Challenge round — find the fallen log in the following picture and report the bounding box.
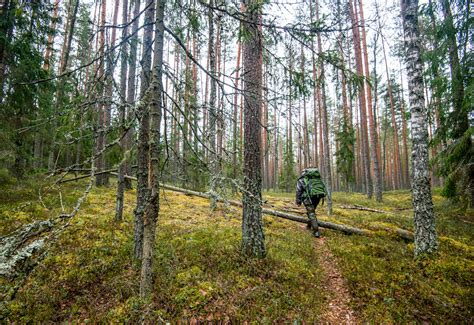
[111,173,372,236]
[58,169,117,184]
[338,204,393,214]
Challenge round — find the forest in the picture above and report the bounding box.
[0,0,472,322]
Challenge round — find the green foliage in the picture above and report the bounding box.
[434,128,474,206]
[335,119,355,190]
[0,2,55,178]
[279,140,297,192]
[0,168,15,186]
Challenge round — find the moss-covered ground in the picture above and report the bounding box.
[0,180,473,322]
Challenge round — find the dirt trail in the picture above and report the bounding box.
[301,226,358,323]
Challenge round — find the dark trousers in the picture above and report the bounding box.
[303,196,321,232]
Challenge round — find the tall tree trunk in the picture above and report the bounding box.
[358,0,382,201]
[441,0,468,139]
[241,0,265,258]
[208,0,219,210]
[398,59,411,188]
[140,0,165,296]
[232,37,242,191]
[43,0,60,71]
[301,44,310,168]
[309,2,319,169]
[115,0,129,222]
[48,0,80,172]
[381,36,403,190]
[315,0,332,214]
[349,0,372,198]
[0,0,13,103]
[134,0,155,260]
[98,0,120,187]
[400,0,438,257]
[95,0,107,186]
[124,0,141,190]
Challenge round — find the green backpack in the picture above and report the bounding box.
[301,168,327,199]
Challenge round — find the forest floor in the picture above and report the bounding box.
[0,178,473,323]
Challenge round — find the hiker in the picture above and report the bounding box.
[295,167,327,238]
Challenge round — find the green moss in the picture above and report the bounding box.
[1,182,472,322]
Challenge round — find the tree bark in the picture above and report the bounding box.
[349,0,372,199]
[357,0,382,201]
[48,0,80,173]
[241,0,266,258]
[95,0,107,186]
[441,0,468,139]
[208,0,219,211]
[125,0,141,190]
[134,0,155,260]
[140,0,165,297]
[115,0,129,222]
[381,34,403,190]
[315,0,333,214]
[232,37,242,191]
[400,0,438,257]
[43,0,60,71]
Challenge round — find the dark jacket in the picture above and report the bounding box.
[295,177,306,205]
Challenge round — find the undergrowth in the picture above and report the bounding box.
[1,180,326,322]
[265,189,474,323]
[0,180,472,322]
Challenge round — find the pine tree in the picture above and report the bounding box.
[241,0,265,258]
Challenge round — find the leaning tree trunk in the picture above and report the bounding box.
[134,0,155,260]
[241,0,266,258]
[140,0,165,297]
[400,0,438,257]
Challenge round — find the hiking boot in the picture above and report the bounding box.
[313,230,321,238]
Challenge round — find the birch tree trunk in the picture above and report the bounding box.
[241,0,265,258]
[400,0,438,257]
